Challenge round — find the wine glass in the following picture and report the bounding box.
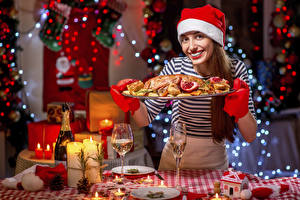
[111,123,134,179]
[169,122,187,189]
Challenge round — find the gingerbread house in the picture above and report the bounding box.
[220,169,249,198]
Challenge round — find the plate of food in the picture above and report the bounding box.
[112,165,155,176]
[122,75,234,99]
[131,187,180,200]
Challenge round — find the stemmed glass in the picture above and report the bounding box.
[111,123,134,179]
[169,122,187,189]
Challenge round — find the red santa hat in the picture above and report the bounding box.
[177,4,226,47]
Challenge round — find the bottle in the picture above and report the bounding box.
[54,103,74,168]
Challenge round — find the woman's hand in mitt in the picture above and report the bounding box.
[224,78,250,122]
[110,79,140,115]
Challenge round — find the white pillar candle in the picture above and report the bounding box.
[83,137,101,183]
[67,142,84,187]
[83,137,98,166]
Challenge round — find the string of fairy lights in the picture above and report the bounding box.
[14,0,299,178]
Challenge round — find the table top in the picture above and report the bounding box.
[1,169,300,200]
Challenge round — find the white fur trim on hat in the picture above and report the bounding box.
[177,18,224,46]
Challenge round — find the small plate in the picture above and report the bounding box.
[112,165,155,176]
[131,187,180,200]
[123,89,235,100]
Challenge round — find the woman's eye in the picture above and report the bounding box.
[196,35,203,39]
[181,37,188,42]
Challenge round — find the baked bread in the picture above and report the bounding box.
[124,74,230,97]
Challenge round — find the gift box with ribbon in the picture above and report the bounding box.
[27,119,86,151]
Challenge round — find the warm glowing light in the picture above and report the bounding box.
[37,143,41,149]
[47,144,50,150]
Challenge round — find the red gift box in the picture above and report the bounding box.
[27,119,86,151]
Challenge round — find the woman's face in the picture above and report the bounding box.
[180,31,214,67]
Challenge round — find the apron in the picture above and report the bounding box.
[158,136,229,170]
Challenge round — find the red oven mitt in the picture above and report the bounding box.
[224,78,249,122]
[110,79,140,115]
[35,164,67,186]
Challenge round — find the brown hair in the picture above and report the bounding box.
[208,43,235,143]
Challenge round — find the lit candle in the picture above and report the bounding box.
[53,138,57,152]
[144,175,153,184]
[67,142,84,187]
[114,188,125,197]
[210,193,222,200]
[35,143,43,159]
[83,137,101,183]
[159,180,166,187]
[113,175,123,183]
[92,191,101,200]
[44,144,52,159]
[99,119,114,132]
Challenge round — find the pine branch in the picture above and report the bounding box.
[76,148,88,178]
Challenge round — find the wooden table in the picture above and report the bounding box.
[1,169,300,199]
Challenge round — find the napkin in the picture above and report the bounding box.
[35,164,67,186]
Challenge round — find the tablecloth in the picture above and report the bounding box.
[1,169,300,200]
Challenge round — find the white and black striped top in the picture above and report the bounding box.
[144,56,256,138]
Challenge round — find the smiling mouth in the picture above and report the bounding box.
[190,51,203,59]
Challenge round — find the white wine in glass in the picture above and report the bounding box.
[111,123,133,179]
[169,122,187,189]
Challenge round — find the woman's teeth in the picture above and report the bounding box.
[191,51,203,58]
[191,52,202,57]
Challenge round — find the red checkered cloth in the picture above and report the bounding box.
[1,169,300,199]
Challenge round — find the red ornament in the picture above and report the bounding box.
[287,53,298,65]
[152,0,167,13]
[147,21,162,34]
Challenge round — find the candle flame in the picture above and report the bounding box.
[216,193,219,198]
[95,191,98,197]
[47,144,50,150]
[147,175,150,179]
[90,136,93,142]
[118,188,121,193]
[37,143,41,149]
[160,180,164,185]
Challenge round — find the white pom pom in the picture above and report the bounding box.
[21,173,44,192]
[241,189,252,200]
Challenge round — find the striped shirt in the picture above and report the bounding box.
[144,56,256,138]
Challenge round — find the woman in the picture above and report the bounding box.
[111,4,257,170]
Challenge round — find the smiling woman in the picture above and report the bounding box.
[110,4,257,171]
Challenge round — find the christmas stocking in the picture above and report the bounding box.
[92,0,126,48]
[251,184,289,199]
[39,2,71,52]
